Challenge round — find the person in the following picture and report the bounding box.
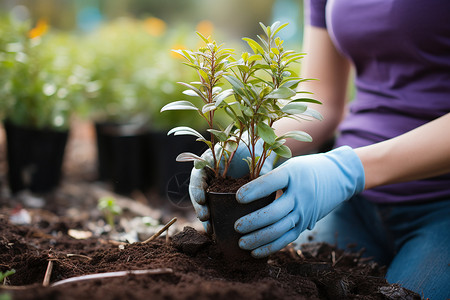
[189,1,450,298]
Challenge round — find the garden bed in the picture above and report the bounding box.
[0,122,420,300]
[0,216,420,300]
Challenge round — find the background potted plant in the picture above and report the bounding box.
[161,22,322,259]
[0,16,89,194]
[81,18,207,197]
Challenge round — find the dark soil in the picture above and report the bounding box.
[207,174,251,193]
[0,121,421,300]
[0,217,420,300]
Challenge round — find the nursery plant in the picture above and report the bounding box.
[161,21,322,259]
[161,21,321,184]
[0,16,91,194]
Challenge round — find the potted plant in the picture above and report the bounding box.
[161,21,322,259]
[82,19,207,196]
[0,16,89,194]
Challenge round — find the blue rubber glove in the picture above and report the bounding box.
[189,139,276,233]
[234,146,365,258]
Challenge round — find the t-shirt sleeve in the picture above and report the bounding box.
[305,0,328,28]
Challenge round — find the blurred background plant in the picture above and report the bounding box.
[0,15,90,130]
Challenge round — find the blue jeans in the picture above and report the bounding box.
[294,195,450,300]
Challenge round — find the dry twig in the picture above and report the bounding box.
[142,217,177,244]
[42,260,54,287]
[51,268,173,287]
[66,254,93,261]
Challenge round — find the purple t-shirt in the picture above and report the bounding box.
[308,0,450,203]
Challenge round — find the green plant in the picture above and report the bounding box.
[161,21,321,180]
[0,269,15,284]
[80,18,205,131]
[97,196,122,228]
[0,16,90,130]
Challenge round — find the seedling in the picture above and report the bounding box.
[97,196,122,228]
[161,21,321,180]
[0,269,15,285]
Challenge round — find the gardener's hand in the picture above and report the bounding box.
[234,146,365,258]
[189,140,276,233]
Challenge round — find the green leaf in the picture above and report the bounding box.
[182,89,200,97]
[214,89,233,107]
[194,159,210,169]
[178,82,207,102]
[281,102,308,114]
[279,130,312,142]
[207,128,227,142]
[223,75,247,98]
[271,47,280,55]
[168,126,206,140]
[176,152,205,162]
[280,79,301,89]
[196,32,210,43]
[202,103,217,114]
[267,87,296,99]
[199,69,209,82]
[273,145,292,158]
[242,37,265,55]
[291,97,322,105]
[272,22,289,37]
[304,107,324,121]
[257,122,276,145]
[224,140,238,153]
[160,101,199,112]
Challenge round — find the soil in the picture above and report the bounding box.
[0,219,420,300]
[207,173,251,194]
[0,121,421,299]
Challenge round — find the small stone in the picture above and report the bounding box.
[172,226,211,256]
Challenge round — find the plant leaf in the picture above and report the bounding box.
[273,145,292,158]
[160,101,199,112]
[304,107,324,121]
[281,102,308,114]
[167,126,206,140]
[176,152,204,162]
[202,103,217,114]
[257,122,276,145]
[213,89,233,107]
[207,128,227,142]
[291,97,322,104]
[242,37,265,55]
[267,87,296,99]
[279,130,312,142]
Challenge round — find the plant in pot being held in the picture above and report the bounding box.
[161,22,322,260]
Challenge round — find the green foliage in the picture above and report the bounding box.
[97,196,122,228]
[0,16,90,130]
[162,22,322,180]
[0,15,209,131]
[0,269,15,283]
[78,18,207,130]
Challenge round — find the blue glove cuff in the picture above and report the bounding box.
[326,146,366,197]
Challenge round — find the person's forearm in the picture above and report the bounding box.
[355,113,450,190]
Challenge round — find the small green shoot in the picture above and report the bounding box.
[97,196,122,228]
[0,269,15,285]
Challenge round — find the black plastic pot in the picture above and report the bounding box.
[147,131,206,206]
[95,122,150,195]
[4,121,69,194]
[207,191,276,261]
